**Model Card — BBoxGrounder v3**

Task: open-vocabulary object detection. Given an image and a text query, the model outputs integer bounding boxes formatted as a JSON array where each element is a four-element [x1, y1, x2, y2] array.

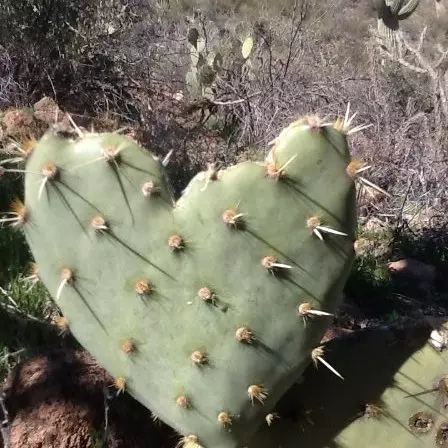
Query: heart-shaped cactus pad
[[23, 116, 357, 448]]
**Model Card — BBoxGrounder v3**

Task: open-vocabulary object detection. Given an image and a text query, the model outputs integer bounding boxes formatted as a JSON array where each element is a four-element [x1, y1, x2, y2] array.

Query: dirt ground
[[1, 348, 176, 448]]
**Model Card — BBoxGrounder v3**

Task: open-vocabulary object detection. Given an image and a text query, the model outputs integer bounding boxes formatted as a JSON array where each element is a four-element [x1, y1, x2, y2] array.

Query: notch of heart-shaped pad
[[22, 116, 357, 448]]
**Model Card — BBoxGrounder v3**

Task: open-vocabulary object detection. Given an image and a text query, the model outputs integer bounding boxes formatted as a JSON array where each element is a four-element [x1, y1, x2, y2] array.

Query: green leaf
[[242, 36, 254, 59]]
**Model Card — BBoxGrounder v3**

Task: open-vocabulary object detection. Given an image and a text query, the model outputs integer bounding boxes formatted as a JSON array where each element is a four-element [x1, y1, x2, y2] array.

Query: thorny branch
[[101, 385, 114, 447], [282, 0, 307, 81], [377, 26, 448, 141]]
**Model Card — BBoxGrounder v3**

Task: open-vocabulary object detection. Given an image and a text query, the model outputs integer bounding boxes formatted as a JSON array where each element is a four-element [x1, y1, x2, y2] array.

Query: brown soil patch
[[1, 348, 176, 448]]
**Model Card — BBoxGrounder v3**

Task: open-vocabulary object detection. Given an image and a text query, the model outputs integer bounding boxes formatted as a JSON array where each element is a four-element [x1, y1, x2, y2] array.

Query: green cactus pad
[[22, 117, 357, 448], [386, 0, 419, 17], [187, 28, 200, 49], [250, 320, 448, 447], [186, 70, 202, 97], [241, 36, 254, 59], [377, 0, 419, 33], [397, 0, 419, 18]]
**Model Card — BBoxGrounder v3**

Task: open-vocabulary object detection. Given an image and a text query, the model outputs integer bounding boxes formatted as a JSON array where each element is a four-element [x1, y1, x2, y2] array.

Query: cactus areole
[[23, 116, 357, 447]]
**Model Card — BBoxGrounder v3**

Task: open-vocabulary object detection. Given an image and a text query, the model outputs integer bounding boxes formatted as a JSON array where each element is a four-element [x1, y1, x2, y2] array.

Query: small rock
[[387, 258, 436, 287], [320, 325, 354, 343], [33, 96, 70, 128], [362, 216, 387, 232], [2, 109, 35, 136], [428, 328, 448, 351]]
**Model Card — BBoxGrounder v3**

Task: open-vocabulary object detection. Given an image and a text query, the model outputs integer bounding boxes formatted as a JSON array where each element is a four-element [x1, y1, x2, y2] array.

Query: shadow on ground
[[249, 321, 448, 447], [2, 347, 178, 448], [344, 222, 448, 322], [2, 321, 447, 448]]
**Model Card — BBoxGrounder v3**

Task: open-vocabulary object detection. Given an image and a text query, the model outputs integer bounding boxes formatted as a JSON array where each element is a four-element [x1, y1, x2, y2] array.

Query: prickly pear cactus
[[20, 116, 357, 447], [250, 320, 448, 447], [374, 0, 420, 51], [185, 25, 255, 101]]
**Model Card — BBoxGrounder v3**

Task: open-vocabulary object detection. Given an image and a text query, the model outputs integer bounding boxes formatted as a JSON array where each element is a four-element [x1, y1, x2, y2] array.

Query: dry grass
[[0, 47, 22, 109], [0, 0, 446, 223], [147, 0, 447, 228]]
